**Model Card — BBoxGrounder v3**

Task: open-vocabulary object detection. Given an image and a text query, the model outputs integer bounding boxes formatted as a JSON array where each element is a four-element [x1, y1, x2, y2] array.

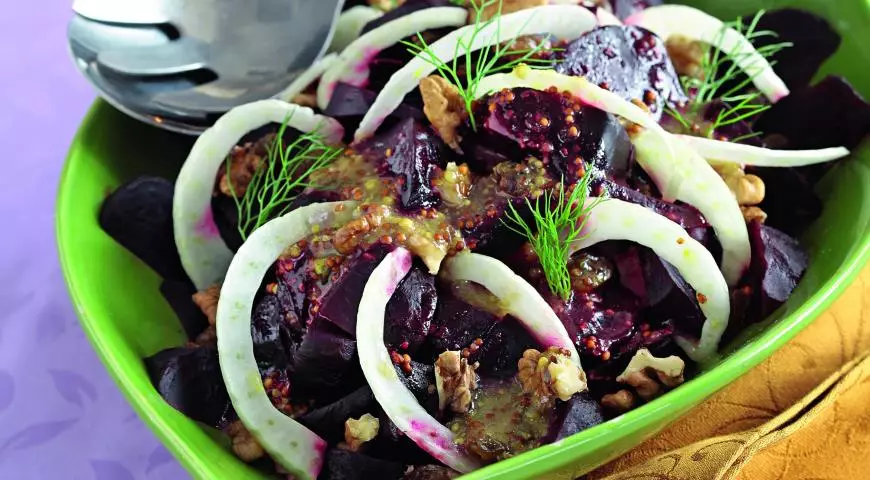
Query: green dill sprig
[[503, 172, 602, 301], [668, 10, 792, 142], [226, 117, 342, 240], [402, 0, 559, 131]]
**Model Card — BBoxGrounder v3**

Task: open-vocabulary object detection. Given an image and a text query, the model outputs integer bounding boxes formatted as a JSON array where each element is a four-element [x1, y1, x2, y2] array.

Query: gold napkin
[[589, 266, 870, 480]]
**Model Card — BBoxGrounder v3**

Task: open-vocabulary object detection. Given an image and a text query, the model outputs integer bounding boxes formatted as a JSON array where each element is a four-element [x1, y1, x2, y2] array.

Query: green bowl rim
[[57, 100, 870, 479]]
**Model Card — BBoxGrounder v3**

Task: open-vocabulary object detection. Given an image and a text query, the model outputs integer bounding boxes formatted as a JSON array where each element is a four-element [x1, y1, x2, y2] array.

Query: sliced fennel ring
[[216, 201, 356, 479], [624, 4, 790, 102], [317, 6, 469, 109], [173, 99, 343, 290], [473, 65, 682, 198], [357, 248, 482, 473], [676, 135, 851, 167], [353, 5, 598, 141], [329, 5, 383, 53], [441, 252, 583, 369], [571, 197, 730, 362], [275, 53, 339, 102]]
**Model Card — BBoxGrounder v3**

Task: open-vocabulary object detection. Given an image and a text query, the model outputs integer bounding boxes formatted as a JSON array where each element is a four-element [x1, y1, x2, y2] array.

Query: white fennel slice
[[317, 6, 468, 109], [676, 135, 851, 167], [571, 198, 730, 362], [275, 53, 339, 102], [624, 4, 790, 102], [353, 5, 598, 141], [329, 6, 384, 53], [632, 130, 750, 286], [357, 248, 482, 473], [474, 65, 681, 198], [173, 99, 343, 290], [441, 252, 583, 370], [216, 201, 356, 480]]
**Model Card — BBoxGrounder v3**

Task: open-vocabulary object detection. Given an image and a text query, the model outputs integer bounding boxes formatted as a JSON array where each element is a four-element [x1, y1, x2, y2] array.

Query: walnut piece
[[615, 349, 685, 401], [600, 389, 636, 413], [344, 413, 380, 451], [192, 283, 221, 326], [420, 76, 466, 150], [517, 347, 588, 403], [741, 206, 768, 224], [217, 140, 267, 197], [477, 0, 546, 21], [291, 92, 317, 108], [665, 35, 706, 79], [715, 163, 767, 223], [226, 421, 265, 462], [434, 351, 478, 413]]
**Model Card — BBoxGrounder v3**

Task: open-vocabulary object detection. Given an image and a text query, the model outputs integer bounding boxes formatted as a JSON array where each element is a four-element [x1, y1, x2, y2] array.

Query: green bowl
[[57, 0, 870, 478]]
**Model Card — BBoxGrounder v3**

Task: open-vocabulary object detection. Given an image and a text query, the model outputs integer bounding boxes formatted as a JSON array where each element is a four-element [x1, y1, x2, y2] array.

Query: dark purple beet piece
[[404, 465, 460, 480], [602, 180, 708, 229], [752, 167, 823, 237], [159, 279, 208, 340], [746, 222, 808, 320], [356, 118, 449, 212], [316, 244, 392, 335], [473, 317, 537, 377], [325, 82, 423, 141], [385, 266, 438, 353], [460, 197, 532, 259], [297, 386, 376, 443], [480, 88, 633, 184], [423, 288, 500, 360], [545, 393, 605, 442], [397, 361, 438, 414], [555, 25, 686, 120], [756, 76, 870, 150], [369, 410, 436, 465], [607, 0, 661, 21], [99, 176, 187, 281], [144, 346, 232, 429], [643, 252, 705, 340], [361, 0, 455, 34], [321, 449, 405, 480], [211, 194, 244, 252], [250, 293, 298, 372], [747, 9, 840, 90], [291, 319, 362, 399]]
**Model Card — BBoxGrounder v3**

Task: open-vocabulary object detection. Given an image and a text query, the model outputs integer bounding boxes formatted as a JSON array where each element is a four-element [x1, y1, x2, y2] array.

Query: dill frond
[[226, 116, 343, 240]]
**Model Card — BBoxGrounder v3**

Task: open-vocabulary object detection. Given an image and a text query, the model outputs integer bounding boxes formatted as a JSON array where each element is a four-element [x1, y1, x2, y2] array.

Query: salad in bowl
[[94, 0, 870, 478]]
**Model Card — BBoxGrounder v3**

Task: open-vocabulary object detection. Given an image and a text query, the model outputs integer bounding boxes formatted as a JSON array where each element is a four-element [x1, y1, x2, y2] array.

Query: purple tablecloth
[[0, 5, 188, 479]]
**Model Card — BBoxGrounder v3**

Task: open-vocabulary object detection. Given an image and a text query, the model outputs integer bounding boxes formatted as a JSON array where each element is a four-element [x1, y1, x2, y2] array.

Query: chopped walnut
[[665, 35, 706, 79], [225, 421, 265, 462], [291, 92, 317, 108], [420, 76, 466, 150], [741, 206, 768, 224], [517, 347, 588, 403], [192, 283, 221, 326], [434, 351, 478, 413], [477, 0, 546, 22], [600, 389, 636, 413], [615, 349, 685, 401], [344, 413, 380, 451], [433, 162, 473, 208], [217, 137, 270, 196]]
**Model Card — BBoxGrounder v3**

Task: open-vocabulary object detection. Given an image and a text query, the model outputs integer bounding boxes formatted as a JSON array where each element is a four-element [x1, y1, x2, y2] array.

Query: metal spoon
[[68, 0, 345, 135]]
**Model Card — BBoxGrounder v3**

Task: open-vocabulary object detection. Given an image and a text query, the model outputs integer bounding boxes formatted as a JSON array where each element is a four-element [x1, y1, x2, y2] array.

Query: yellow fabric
[[588, 266, 870, 480]]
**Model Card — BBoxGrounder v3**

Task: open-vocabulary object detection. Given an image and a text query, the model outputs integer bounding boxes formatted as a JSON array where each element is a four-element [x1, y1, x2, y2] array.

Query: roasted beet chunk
[[159, 279, 208, 340], [317, 244, 392, 335], [292, 319, 362, 400], [602, 181, 708, 230], [745, 222, 808, 321], [747, 9, 840, 90], [545, 393, 605, 442], [555, 26, 686, 120], [423, 288, 500, 361], [752, 167, 823, 237], [473, 317, 537, 377], [99, 176, 187, 281], [144, 346, 232, 429], [385, 265, 438, 353], [321, 449, 405, 480], [325, 83, 423, 142], [642, 253, 705, 340], [460, 197, 531, 259], [756, 76, 870, 150], [297, 386, 376, 443], [481, 88, 633, 184], [397, 361, 438, 414], [356, 118, 449, 212], [250, 293, 298, 372]]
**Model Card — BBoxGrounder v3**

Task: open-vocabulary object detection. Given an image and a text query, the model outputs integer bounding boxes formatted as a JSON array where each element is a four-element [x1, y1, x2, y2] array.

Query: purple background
[[0, 4, 188, 479]]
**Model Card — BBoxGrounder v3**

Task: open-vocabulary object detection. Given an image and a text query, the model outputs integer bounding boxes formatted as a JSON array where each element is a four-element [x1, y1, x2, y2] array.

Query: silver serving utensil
[[68, 0, 345, 135]]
